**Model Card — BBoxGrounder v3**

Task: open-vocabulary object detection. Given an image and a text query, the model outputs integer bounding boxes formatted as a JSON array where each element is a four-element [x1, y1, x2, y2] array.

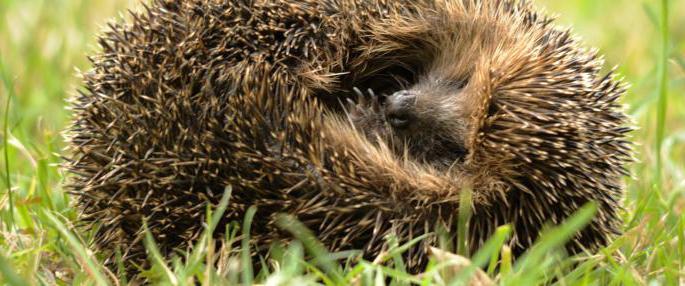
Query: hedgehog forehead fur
[[66, 0, 633, 274]]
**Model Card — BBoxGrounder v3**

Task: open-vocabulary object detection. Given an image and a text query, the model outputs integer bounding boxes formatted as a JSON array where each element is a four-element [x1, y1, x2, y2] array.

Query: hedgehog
[[65, 0, 633, 273]]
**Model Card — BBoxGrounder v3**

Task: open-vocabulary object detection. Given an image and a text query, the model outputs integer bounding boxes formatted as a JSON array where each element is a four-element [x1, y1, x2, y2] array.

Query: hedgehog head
[[348, 72, 473, 169]]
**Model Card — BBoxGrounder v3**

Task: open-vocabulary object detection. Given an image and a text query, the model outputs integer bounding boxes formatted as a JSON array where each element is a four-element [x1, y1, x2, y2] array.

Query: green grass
[[1, 0, 685, 284]]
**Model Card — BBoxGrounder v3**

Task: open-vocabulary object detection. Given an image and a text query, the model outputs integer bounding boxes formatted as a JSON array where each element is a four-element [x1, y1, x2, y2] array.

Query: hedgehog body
[[66, 0, 632, 271]]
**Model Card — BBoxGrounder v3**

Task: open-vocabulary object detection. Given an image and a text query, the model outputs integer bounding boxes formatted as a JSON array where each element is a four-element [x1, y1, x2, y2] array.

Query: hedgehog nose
[[385, 90, 416, 129]]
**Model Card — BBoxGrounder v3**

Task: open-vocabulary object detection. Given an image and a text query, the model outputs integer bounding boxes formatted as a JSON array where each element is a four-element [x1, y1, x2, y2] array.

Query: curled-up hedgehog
[[66, 0, 633, 272]]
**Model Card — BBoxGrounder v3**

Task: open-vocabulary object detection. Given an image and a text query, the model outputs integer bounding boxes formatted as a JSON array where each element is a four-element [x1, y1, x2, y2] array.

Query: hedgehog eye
[[387, 113, 411, 129]]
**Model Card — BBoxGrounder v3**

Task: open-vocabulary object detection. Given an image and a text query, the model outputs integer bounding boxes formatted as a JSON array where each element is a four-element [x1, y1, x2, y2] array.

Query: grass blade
[[276, 214, 344, 285], [0, 253, 29, 286], [0, 58, 16, 230], [142, 220, 178, 285], [655, 0, 670, 188], [502, 203, 598, 285], [456, 186, 473, 257], [240, 206, 257, 286], [41, 210, 110, 286]]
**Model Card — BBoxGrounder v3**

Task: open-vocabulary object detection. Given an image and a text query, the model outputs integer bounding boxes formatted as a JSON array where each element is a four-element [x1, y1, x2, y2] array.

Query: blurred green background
[[1, 0, 684, 284]]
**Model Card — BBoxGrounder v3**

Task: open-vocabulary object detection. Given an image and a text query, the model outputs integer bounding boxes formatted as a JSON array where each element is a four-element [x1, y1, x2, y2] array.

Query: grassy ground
[[1, 0, 684, 285]]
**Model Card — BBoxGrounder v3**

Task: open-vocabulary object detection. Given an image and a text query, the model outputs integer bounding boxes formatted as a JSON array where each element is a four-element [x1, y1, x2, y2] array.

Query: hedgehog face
[[343, 16, 493, 170], [382, 73, 472, 169], [346, 69, 475, 170], [348, 44, 482, 170]]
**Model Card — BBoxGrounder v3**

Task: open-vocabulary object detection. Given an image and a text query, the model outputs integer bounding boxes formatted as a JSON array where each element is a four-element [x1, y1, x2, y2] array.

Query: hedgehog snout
[[385, 90, 417, 129]]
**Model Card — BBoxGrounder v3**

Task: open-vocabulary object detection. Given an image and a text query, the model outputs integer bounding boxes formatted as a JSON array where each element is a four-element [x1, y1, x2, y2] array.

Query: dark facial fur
[[348, 73, 472, 170]]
